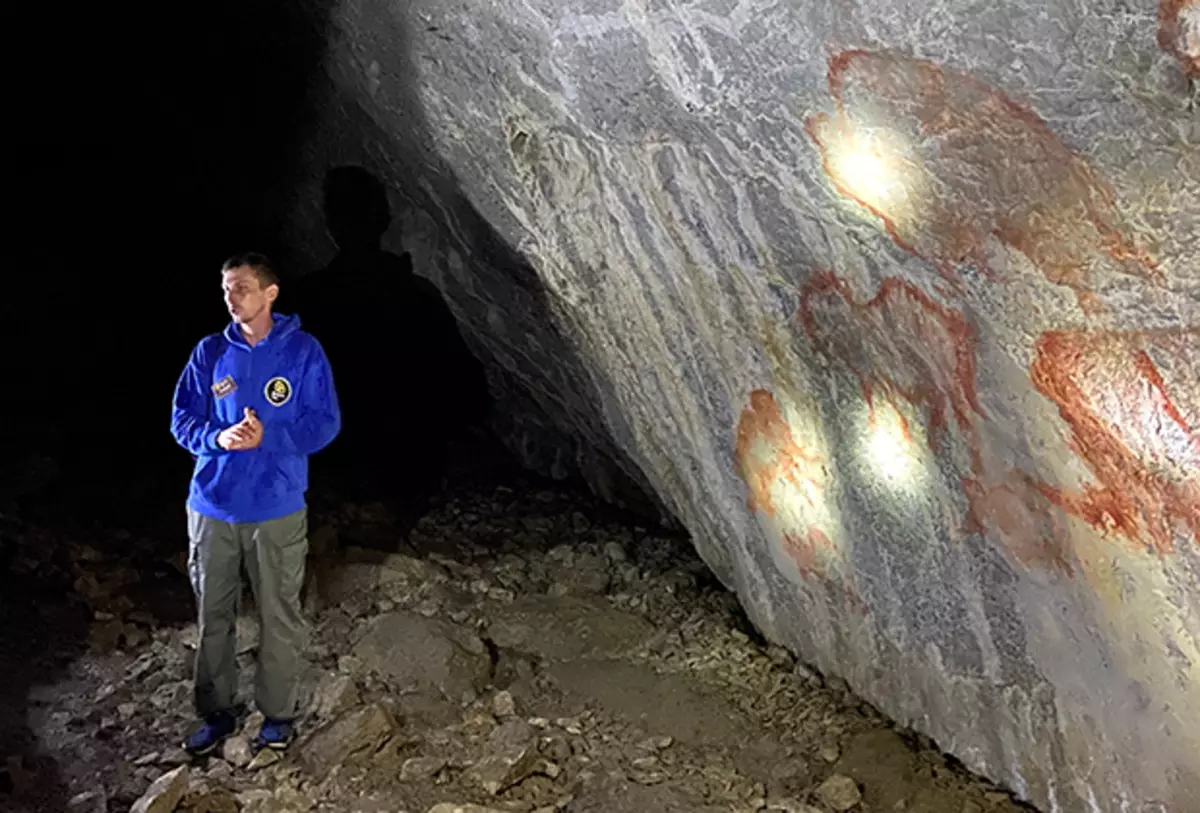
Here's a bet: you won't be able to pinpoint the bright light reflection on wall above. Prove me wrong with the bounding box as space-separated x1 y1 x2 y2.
766 409 836 536
826 127 912 213
860 399 927 494
757 393 846 568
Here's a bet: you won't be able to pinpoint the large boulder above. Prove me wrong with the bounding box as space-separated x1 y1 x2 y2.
299 702 397 779
352 611 493 701
485 595 657 662
282 2 1199 811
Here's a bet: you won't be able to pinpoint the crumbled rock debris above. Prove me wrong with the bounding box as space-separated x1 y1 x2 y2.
0 484 1033 813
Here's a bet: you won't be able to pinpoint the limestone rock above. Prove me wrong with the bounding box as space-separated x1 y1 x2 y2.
486 595 656 661
66 789 107 813
313 562 379 608
427 805 509 813
311 671 360 719
765 803 821 813
353 611 492 701
817 774 863 811
768 758 811 797
319 549 449 606
284 2 1200 810
182 785 239 813
491 689 516 719
247 748 281 771
395 685 463 729
130 765 189 813
465 719 540 794
219 735 252 769
235 790 274 812
148 681 189 712
299 703 396 778
546 552 610 596
401 755 448 781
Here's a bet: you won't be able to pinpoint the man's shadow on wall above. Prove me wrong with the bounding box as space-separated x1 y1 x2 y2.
291 165 491 516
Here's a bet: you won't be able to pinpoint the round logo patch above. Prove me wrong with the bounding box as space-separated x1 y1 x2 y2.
264 376 293 406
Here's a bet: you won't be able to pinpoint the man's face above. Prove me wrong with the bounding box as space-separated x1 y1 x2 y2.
222 266 277 324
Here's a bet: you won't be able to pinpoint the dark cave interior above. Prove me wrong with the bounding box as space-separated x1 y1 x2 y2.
2 3 511 806
4 1 515 522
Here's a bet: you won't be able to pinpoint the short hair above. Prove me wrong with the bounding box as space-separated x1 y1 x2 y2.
221 251 280 289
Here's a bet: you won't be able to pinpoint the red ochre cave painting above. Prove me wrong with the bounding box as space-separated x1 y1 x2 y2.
805 50 1161 314
798 269 986 455
734 388 826 518
791 267 1198 574
1160 0 1200 78
734 389 867 613
962 473 1077 576
1030 329 1200 554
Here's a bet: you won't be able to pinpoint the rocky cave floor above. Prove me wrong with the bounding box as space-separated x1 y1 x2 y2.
1 451 1036 813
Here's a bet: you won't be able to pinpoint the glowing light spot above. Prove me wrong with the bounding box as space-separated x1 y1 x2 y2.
868 423 912 482
826 129 911 213
860 399 926 492
735 388 865 610
806 50 1161 310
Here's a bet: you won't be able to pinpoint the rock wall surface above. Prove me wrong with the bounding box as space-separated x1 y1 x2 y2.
282 1 1199 811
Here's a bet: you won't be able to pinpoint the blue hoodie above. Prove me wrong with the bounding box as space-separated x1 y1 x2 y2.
170 312 341 523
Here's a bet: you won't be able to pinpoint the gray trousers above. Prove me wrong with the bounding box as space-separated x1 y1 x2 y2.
186 506 309 721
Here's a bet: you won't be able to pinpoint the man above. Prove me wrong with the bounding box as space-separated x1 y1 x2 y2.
169 251 340 755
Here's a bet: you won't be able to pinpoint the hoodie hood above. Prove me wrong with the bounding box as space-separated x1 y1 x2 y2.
223 312 302 349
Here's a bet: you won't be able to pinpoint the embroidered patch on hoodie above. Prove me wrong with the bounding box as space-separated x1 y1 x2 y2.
211 375 237 399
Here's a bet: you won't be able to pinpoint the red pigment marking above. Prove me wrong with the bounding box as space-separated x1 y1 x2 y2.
962 473 1075 576
782 529 869 616
805 50 1162 313
1030 328 1200 553
734 388 826 517
1159 0 1200 78
734 389 867 613
798 269 985 449
794 268 1069 573
782 527 834 581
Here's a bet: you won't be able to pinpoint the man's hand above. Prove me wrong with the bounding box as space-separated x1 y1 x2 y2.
217 408 263 451
240 408 262 449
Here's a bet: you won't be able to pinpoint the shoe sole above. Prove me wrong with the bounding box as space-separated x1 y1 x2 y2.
253 736 293 751
182 735 227 757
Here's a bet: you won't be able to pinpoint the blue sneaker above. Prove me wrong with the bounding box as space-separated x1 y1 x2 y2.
183 711 237 756
254 718 295 751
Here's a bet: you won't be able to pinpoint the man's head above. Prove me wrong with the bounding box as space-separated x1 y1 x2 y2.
221 252 279 326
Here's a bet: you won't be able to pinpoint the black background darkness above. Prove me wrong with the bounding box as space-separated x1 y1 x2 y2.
1 6 505 806
5 2 342 515
2 5 349 807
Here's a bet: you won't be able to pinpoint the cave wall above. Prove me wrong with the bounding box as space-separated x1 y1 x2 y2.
281 1 1200 810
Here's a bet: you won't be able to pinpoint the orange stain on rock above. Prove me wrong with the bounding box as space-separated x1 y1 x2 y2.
781 527 835 581
734 389 866 611
782 528 870 615
1159 0 1200 78
962 474 1076 576
798 269 985 448
1030 329 1200 553
734 388 826 517
752 270 1195 579
806 50 1161 312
